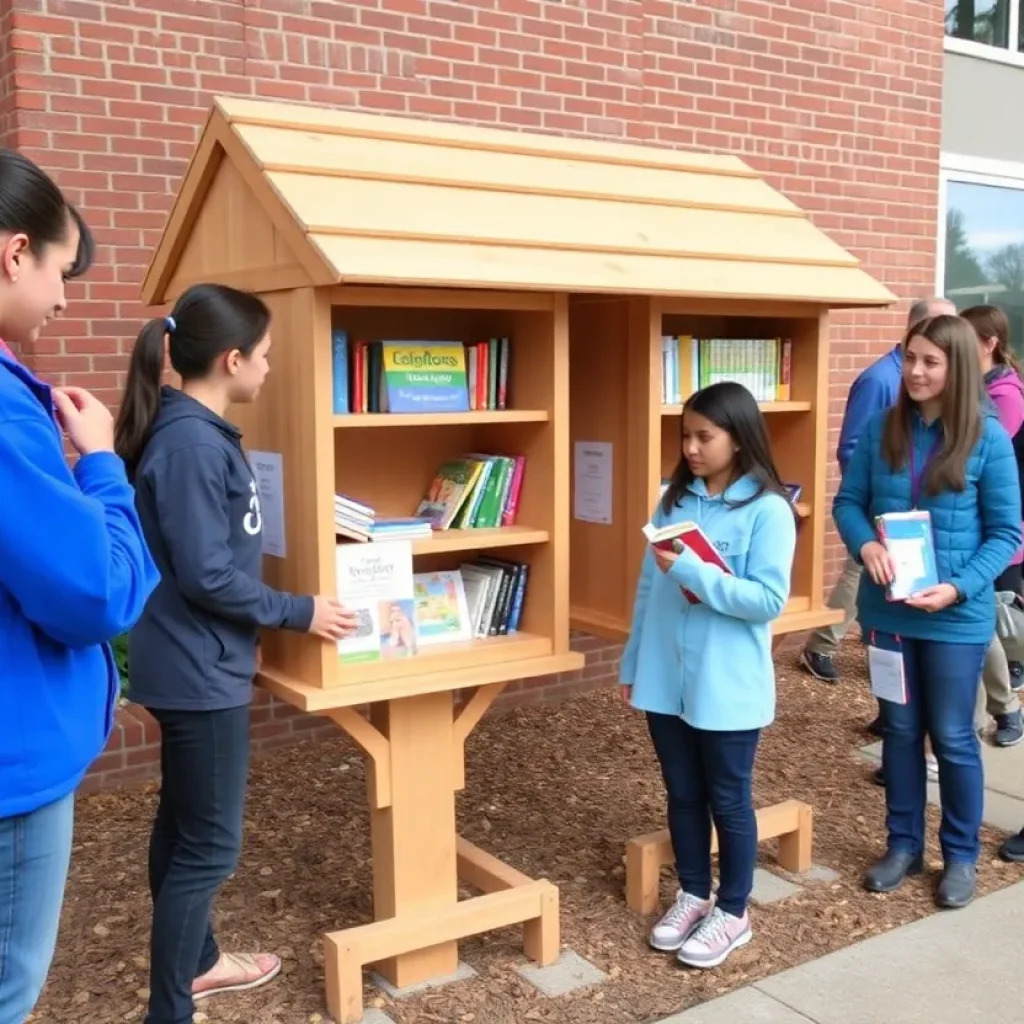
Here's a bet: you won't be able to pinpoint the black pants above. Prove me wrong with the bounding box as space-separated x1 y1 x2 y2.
646 712 761 918
144 705 250 1024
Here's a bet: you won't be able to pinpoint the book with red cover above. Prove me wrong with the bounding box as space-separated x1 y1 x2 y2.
642 520 732 604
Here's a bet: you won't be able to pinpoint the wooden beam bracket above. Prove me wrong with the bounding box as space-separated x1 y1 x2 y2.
453 682 507 790
324 708 392 809
624 798 814 915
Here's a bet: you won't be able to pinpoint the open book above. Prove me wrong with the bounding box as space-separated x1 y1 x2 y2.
642 520 732 604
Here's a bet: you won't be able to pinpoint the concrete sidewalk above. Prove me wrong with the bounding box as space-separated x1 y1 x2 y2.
658 878 1024 1023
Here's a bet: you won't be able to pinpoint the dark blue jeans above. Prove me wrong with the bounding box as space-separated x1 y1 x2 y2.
875 633 986 866
646 713 760 917
145 705 250 1024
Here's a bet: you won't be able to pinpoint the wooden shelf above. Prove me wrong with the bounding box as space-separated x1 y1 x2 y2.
336 527 550 555
333 410 550 428
660 400 811 415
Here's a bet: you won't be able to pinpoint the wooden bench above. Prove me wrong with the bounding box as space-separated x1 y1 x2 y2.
624 798 814 915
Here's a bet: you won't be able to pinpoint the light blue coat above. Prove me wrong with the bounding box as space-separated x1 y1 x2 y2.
620 475 796 731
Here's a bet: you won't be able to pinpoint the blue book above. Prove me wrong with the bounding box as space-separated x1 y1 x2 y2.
332 329 349 414
876 510 939 601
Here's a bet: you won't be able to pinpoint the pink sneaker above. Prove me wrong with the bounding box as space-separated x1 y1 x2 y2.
677 906 751 968
648 890 715 952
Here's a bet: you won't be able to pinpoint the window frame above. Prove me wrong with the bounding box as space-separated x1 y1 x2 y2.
944 0 1023 65
936 153 1024 295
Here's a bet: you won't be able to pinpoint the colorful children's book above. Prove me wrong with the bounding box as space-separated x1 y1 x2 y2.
331 329 349 414
875 509 939 601
335 541 417 663
641 520 732 605
414 457 486 530
381 341 469 413
412 570 473 645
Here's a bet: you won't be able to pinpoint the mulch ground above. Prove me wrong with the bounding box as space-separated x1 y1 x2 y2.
31 638 1024 1024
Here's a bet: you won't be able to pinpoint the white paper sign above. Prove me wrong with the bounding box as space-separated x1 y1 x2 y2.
573 440 613 525
249 450 286 559
868 645 907 705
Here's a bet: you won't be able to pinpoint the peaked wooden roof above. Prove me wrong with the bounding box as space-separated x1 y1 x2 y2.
142 96 895 308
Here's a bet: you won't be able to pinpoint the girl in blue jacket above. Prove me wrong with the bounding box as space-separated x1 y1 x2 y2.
621 381 796 970
0 151 159 1020
833 313 1021 910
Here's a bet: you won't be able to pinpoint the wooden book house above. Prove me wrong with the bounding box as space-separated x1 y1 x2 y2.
141 96 894 1022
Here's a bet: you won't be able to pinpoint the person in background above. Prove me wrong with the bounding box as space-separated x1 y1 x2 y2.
620 381 797 969
801 296 957 688
0 150 160 1021
833 314 1020 909
114 283 359 1024
960 304 1024 747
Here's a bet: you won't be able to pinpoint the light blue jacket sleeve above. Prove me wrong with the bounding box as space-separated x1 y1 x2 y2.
620 545 655 683
950 424 1022 600
667 494 795 623
832 422 879 563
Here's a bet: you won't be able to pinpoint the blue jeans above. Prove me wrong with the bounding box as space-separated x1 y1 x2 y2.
146 706 250 1024
646 713 760 917
875 633 987 865
0 792 74 1024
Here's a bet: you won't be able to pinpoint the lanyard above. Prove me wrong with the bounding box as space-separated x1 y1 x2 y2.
908 437 941 508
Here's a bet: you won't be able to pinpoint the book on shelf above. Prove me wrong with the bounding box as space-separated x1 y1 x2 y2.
875 510 938 602
660 335 792 405
334 494 433 542
460 556 529 636
335 541 418 663
411 570 473 645
784 482 803 504
414 453 525 531
642 519 732 605
334 337 511 414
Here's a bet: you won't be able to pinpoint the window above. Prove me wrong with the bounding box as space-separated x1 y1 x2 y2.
939 157 1024 357
945 0 1024 61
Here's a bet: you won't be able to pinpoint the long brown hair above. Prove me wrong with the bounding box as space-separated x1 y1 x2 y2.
880 313 982 495
960 303 1023 377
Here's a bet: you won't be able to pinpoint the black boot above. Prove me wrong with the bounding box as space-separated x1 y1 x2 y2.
863 849 923 893
935 863 976 909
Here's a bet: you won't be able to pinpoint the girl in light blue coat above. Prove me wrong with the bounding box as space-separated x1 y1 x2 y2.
621 381 797 970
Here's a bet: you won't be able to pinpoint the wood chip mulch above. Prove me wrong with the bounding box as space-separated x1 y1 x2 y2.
30 638 1024 1024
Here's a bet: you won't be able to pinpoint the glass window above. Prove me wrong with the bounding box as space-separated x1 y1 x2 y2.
945 0 1010 47
944 178 1024 358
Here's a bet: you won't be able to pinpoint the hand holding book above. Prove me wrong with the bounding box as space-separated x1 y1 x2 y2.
904 583 959 612
860 540 895 587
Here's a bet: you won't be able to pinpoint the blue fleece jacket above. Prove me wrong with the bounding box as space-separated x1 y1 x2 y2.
832 407 1021 644
620 475 796 731
837 345 903 473
0 352 160 817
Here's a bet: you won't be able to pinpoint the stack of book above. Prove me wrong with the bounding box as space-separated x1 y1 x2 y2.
414 453 525 531
335 494 433 543
661 335 792 405
459 556 528 636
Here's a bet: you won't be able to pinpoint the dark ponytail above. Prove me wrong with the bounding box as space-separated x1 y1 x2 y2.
0 149 94 278
115 283 271 471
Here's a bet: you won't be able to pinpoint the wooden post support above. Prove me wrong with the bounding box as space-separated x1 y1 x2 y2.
624 798 814 916
308 688 561 1024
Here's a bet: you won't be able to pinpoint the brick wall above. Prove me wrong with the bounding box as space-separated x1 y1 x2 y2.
4 0 944 789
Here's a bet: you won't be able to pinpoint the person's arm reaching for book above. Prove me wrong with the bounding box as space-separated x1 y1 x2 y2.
148 445 318 631
665 495 795 623
0 389 160 648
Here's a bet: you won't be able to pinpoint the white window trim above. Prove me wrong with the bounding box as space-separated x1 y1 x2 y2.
937 152 1024 294
945 4 1023 68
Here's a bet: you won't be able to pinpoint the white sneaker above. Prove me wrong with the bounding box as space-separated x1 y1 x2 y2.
648 890 715 952
677 906 752 968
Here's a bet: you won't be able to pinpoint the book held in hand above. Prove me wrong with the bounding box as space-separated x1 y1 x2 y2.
875 509 939 602
641 520 732 605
